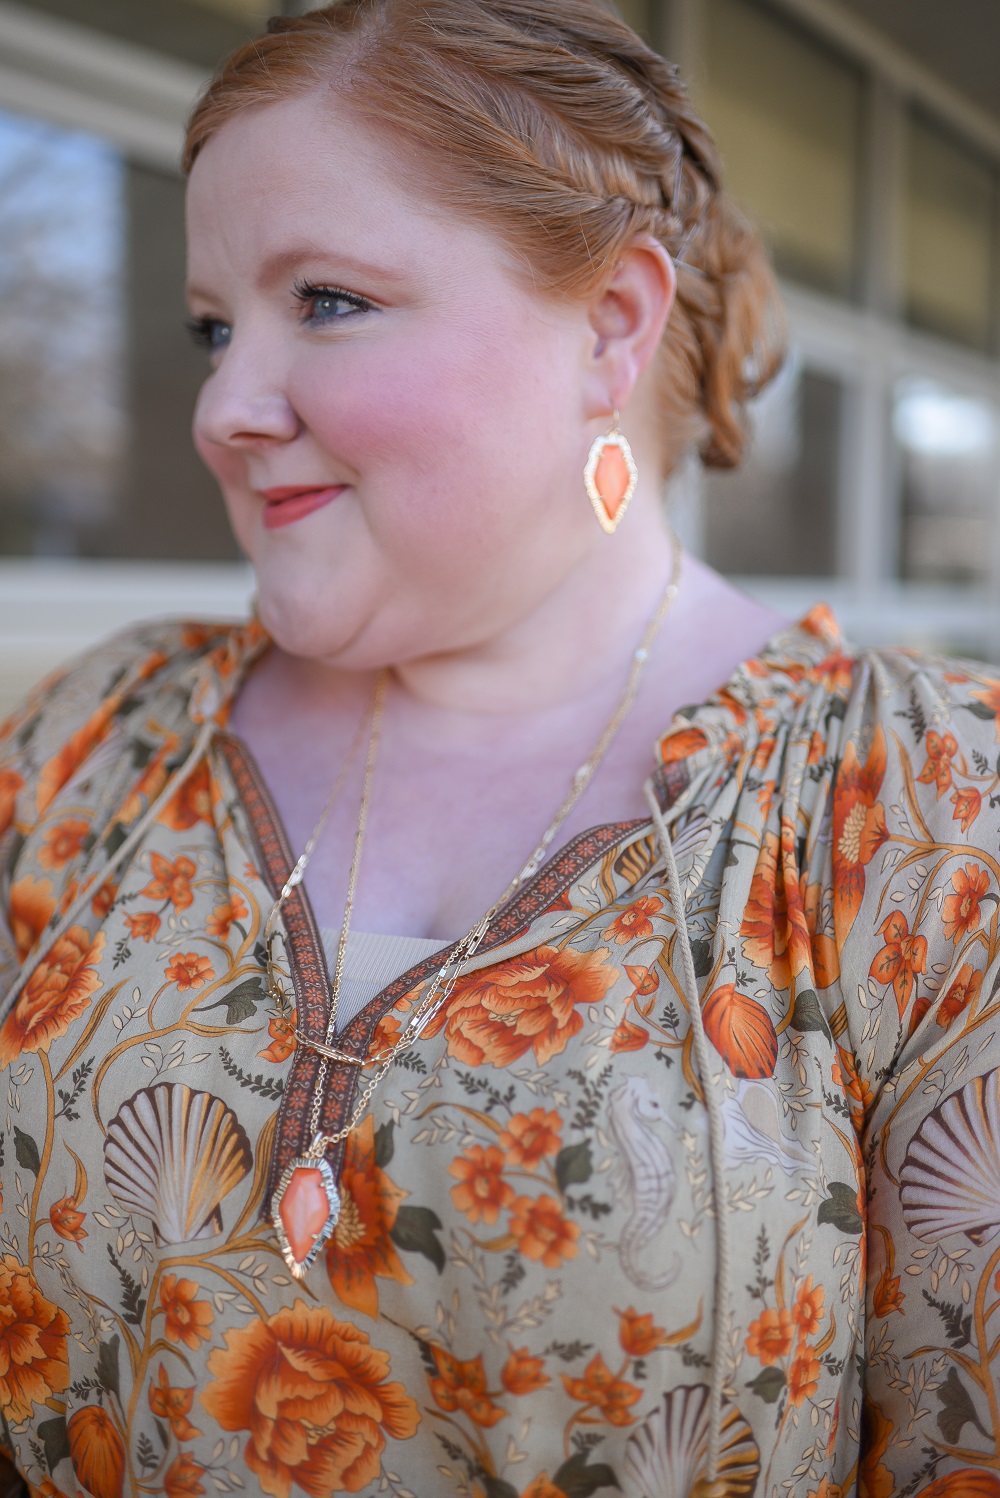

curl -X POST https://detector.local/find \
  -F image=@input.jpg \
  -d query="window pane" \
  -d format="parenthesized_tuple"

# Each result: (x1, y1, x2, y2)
(700, 0, 864, 298)
(702, 358, 842, 576)
(894, 377, 999, 583)
(14, 0, 269, 69)
(902, 112, 997, 351)
(0, 108, 237, 561)
(0, 110, 124, 556)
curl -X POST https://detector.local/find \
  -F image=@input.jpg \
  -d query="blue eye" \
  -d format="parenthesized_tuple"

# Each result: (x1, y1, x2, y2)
(291, 280, 373, 324)
(186, 316, 231, 351)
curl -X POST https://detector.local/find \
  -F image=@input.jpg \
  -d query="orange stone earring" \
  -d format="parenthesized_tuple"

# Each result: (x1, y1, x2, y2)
(584, 410, 638, 534)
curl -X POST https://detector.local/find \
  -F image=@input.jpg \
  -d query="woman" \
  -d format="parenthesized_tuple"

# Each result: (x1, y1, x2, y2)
(2, 2, 999, 1494)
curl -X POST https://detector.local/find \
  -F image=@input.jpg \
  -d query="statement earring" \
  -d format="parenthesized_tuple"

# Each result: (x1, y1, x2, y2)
(584, 410, 638, 535)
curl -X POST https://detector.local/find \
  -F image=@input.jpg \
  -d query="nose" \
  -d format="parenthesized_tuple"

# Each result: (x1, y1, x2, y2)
(193, 339, 300, 452)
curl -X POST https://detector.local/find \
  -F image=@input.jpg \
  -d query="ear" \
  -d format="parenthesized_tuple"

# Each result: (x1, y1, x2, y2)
(584, 235, 676, 420)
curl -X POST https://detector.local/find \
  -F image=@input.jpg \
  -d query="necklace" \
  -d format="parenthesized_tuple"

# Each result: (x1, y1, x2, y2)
(269, 537, 683, 1279)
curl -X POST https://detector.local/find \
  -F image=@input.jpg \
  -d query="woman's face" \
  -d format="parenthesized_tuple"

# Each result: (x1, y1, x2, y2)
(186, 91, 613, 666)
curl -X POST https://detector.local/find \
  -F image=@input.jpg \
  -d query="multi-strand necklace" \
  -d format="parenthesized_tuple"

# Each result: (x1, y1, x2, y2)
(268, 538, 683, 1279)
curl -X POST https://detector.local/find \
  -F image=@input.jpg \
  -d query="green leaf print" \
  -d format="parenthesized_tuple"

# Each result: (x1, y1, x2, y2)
(483, 1479, 520, 1498)
(936, 1366, 987, 1444)
(817, 1181, 863, 1235)
(553, 1449, 620, 1496)
(555, 1140, 593, 1192)
(390, 1204, 446, 1272)
(790, 990, 832, 1040)
(96, 1335, 121, 1400)
(198, 975, 266, 1025)
(747, 1366, 786, 1403)
(374, 1120, 394, 1168)
(36, 1414, 68, 1474)
(13, 1128, 40, 1176)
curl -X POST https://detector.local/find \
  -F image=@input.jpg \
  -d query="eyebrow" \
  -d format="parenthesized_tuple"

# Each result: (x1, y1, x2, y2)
(185, 244, 405, 305)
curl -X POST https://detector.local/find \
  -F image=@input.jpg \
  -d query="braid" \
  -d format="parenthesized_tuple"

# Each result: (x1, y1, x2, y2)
(185, 0, 784, 471)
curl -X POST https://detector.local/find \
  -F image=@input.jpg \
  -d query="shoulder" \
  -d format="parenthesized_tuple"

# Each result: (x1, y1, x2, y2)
(0, 616, 266, 980)
(1, 617, 259, 818)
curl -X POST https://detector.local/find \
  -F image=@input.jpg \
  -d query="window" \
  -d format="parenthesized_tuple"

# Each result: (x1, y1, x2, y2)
(702, 356, 843, 577)
(700, 0, 865, 298)
(894, 377, 1000, 584)
(901, 111, 998, 351)
(0, 107, 238, 560)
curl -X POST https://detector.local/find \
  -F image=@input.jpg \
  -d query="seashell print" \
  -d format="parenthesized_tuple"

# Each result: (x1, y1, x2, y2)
(104, 1083, 252, 1244)
(622, 1383, 760, 1498)
(900, 1068, 1000, 1246)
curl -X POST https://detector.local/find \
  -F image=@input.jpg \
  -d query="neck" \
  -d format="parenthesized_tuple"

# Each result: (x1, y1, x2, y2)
(392, 497, 677, 720)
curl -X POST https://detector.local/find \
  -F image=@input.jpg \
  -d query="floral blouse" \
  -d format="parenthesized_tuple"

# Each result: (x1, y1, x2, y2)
(2, 608, 1000, 1498)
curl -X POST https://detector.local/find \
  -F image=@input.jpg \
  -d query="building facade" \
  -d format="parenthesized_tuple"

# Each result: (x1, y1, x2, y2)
(2, 0, 1000, 709)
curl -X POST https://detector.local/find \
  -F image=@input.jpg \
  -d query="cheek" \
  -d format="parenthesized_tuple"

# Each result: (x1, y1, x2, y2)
(293, 316, 573, 558)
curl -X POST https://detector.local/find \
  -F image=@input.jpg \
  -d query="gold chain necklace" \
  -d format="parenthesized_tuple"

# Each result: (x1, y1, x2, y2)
(269, 537, 683, 1278)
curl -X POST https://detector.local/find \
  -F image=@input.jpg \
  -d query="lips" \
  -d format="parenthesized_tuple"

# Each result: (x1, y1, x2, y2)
(258, 485, 346, 530)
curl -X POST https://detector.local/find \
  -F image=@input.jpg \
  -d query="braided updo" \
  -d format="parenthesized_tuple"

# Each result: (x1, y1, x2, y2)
(183, 0, 785, 473)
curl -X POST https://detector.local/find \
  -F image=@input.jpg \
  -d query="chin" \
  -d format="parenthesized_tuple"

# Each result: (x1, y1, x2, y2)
(253, 582, 355, 662)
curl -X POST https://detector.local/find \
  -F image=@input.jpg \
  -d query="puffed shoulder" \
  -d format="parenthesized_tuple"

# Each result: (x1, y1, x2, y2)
(0, 616, 267, 989)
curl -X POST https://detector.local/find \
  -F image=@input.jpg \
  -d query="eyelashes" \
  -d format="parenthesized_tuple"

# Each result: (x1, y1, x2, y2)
(290, 279, 374, 319)
(186, 281, 375, 353)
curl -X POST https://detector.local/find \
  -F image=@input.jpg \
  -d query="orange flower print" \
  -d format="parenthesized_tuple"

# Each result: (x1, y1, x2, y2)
(520, 1478, 567, 1498)
(163, 1454, 207, 1497)
(834, 1044, 874, 1130)
(618, 1307, 667, 1357)
(510, 1194, 579, 1268)
(792, 1276, 824, 1340)
(702, 985, 778, 1080)
(0, 1255, 70, 1422)
(49, 1196, 87, 1245)
(9, 875, 56, 961)
(449, 1145, 515, 1226)
(937, 964, 983, 1028)
(657, 724, 709, 765)
(158, 759, 213, 831)
(325, 1117, 413, 1318)
(206, 895, 249, 940)
(164, 953, 215, 991)
(91, 878, 117, 919)
(429, 1346, 507, 1427)
(610, 1017, 650, 1052)
(869, 911, 928, 1017)
(422, 944, 617, 1068)
(951, 785, 982, 834)
(67, 1405, 126, 1498)
(859, 1398, 895, 1498)
(831, 726, 889, 945)
(603, 895, 662, 945)
(746, 1307, 794, 1365)
(561, 1353, 641, 1426)
(258, 1008, 297, 1063)
(787, 1348, 821, 1407)
(501, 1346, 550, 1396)
(141, 853, 197, 911)
(943, 862, 990, 942)
(970, 681, 1000, 740)
(917, 730, 958, 798)
(124, 910, 161, 943)
(497, 1108, 561, 1171)
(0, 766, 23, 839)
(149, 1364, 202, 1442)
(0, 927, 105, 1066)
(741, 830, 840, 992)
(872, 1263, 905, 1318)
(202, 1301, 419, 1493)
(38, 817, 90, 871)
(160, 1275, 214, 1350)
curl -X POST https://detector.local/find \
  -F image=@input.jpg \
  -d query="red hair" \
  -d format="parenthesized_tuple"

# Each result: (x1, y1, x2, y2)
(184, 0, 785, 472)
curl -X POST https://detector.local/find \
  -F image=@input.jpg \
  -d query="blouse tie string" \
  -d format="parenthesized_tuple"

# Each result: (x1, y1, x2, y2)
(645, 779, 731, 1494)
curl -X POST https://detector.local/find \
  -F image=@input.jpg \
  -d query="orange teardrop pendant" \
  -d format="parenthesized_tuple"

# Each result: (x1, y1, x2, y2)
(584, 430, 638, 534)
